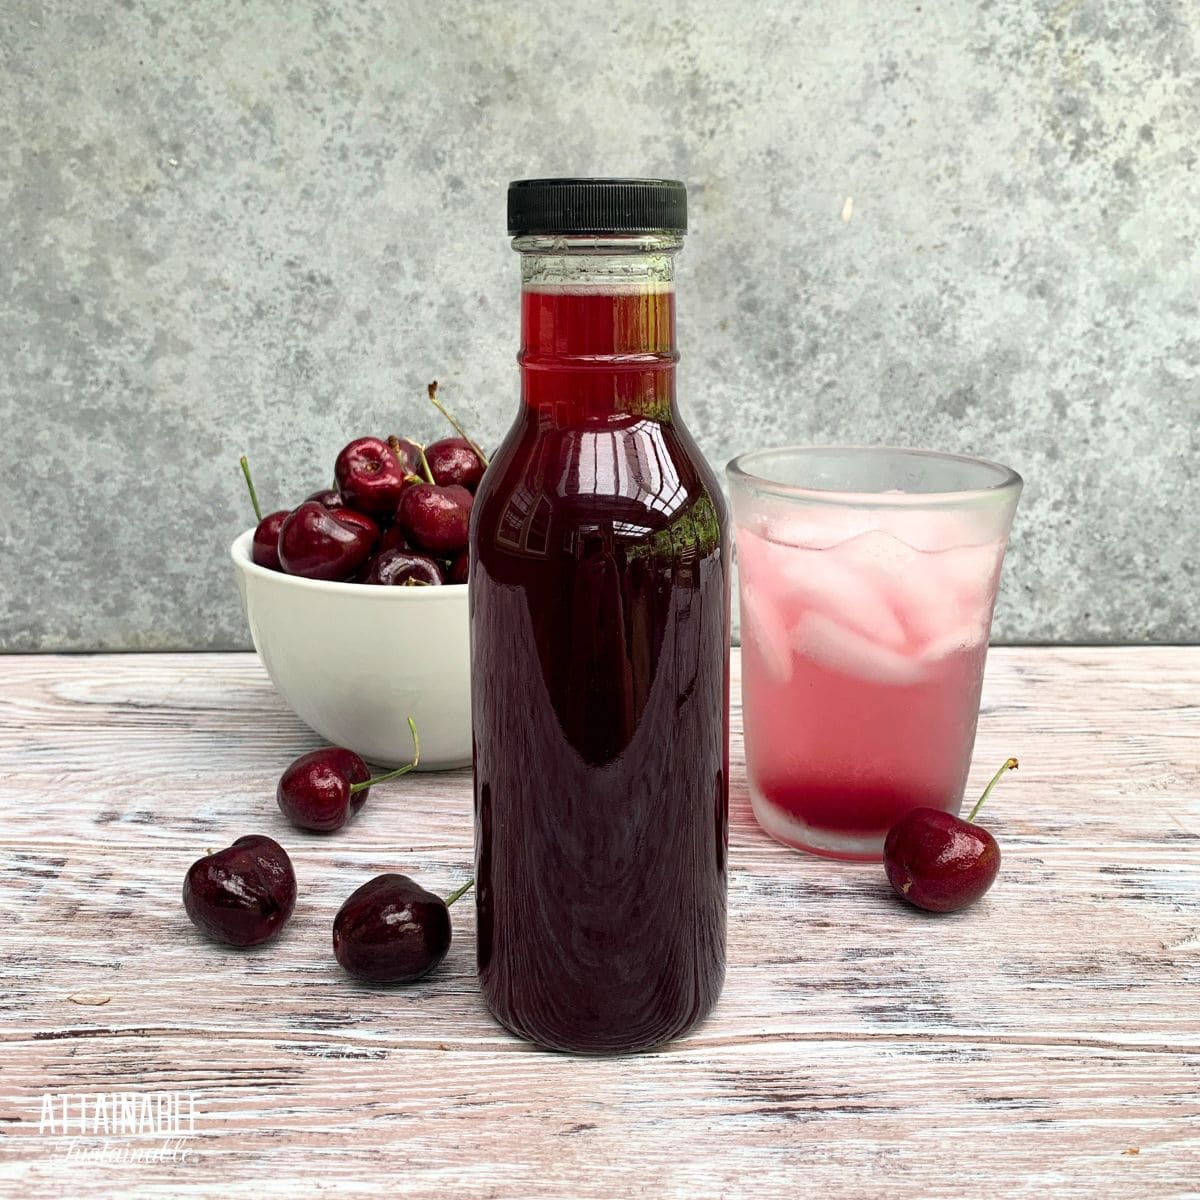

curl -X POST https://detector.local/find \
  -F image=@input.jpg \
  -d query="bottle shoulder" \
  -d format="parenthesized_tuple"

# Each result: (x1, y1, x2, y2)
(473, 414, 726, 553)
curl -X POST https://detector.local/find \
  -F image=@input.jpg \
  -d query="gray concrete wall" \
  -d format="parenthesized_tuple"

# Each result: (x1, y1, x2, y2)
(2, 0, 1197, 651)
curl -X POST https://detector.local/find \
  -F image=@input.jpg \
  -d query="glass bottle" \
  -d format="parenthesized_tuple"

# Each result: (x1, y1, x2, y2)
(469, 179, 729, 1054)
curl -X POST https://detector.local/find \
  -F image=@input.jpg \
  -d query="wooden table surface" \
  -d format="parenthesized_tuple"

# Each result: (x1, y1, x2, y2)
(1, 648, 1197, 1198)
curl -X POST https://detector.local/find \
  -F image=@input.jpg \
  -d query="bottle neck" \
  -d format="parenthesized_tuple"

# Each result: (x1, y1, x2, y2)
(514, 235, 682, 422)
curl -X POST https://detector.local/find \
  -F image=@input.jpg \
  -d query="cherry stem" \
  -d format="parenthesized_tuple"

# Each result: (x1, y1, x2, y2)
(444, 879, 474, 907)
(239, 455, 263, 523)
(428, 380, 490, 467)
(388, 434, 436, 485)
(349, 718, 420, 793)
(416, 443, 436, 485)
(967, 757, 1018, 823)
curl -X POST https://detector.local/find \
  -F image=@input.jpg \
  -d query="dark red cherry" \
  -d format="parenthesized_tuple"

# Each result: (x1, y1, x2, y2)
(884, 811, 1000, 913)
(252, 510, 289, 571)
(332, 507, 379, 544)
(426, 438, 485, 492)
(447, 551, 469, 584)
(365, 550, 444, 587)
(332, 875, 472, 984)
(183, 835, 296, 947)
(277, 748, 370, 831)
(278, 501, 378, 581)
(376, 524, 412, 555)
(334, 437, 408, 517)
(307, 488, 347, 511)
(884, 759, 1015, 913)
(277, 725, 418, 832)
(398, 483, 472, 556)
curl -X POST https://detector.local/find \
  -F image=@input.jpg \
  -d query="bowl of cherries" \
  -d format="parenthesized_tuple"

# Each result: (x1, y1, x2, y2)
(231, 385, 485, 770)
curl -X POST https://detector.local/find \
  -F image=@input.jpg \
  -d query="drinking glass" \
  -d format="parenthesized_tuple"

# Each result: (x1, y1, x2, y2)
(727, 446, 1022, 861)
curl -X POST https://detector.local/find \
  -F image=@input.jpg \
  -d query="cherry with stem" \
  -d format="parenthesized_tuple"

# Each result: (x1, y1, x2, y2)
(427, 381, 489, 467)
(241, 455, 289, 572)
(332, 871, 474, 983)
(883, 756, 1017, 913)
(277, 718, 420, 832)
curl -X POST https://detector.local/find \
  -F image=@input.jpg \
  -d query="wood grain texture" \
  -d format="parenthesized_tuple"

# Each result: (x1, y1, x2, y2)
(0, 649, 1197, 1197)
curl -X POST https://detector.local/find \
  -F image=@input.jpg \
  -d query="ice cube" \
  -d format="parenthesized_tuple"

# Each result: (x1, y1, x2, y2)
(921, 611, 991, 664)
(764, 539, 907, 649)
(832, 531, 938, 647)
(739, 587, 794, 683)
(791, 611, 927, 686)
(835, 531, 1002, 649)
(906, 541, 1002, 647)
(763, 506, 979, 553)
(933, 540, 1004, 603)
(757, 506, 882, 551)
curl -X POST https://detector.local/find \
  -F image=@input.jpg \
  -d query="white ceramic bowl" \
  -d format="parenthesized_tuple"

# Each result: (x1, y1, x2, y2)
(231, 530, 471, 770)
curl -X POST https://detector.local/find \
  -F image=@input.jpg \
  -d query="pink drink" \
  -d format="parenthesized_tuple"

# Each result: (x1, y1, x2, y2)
(738, 519, 1006, 860)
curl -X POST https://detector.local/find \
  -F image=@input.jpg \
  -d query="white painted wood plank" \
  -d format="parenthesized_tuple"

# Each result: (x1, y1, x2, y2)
(0, 648, 1197, 1197)
(5, 1039, 1196, 1199)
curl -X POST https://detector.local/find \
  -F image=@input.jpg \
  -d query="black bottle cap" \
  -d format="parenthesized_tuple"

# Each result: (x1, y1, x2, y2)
(507, 178, 687, 236)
